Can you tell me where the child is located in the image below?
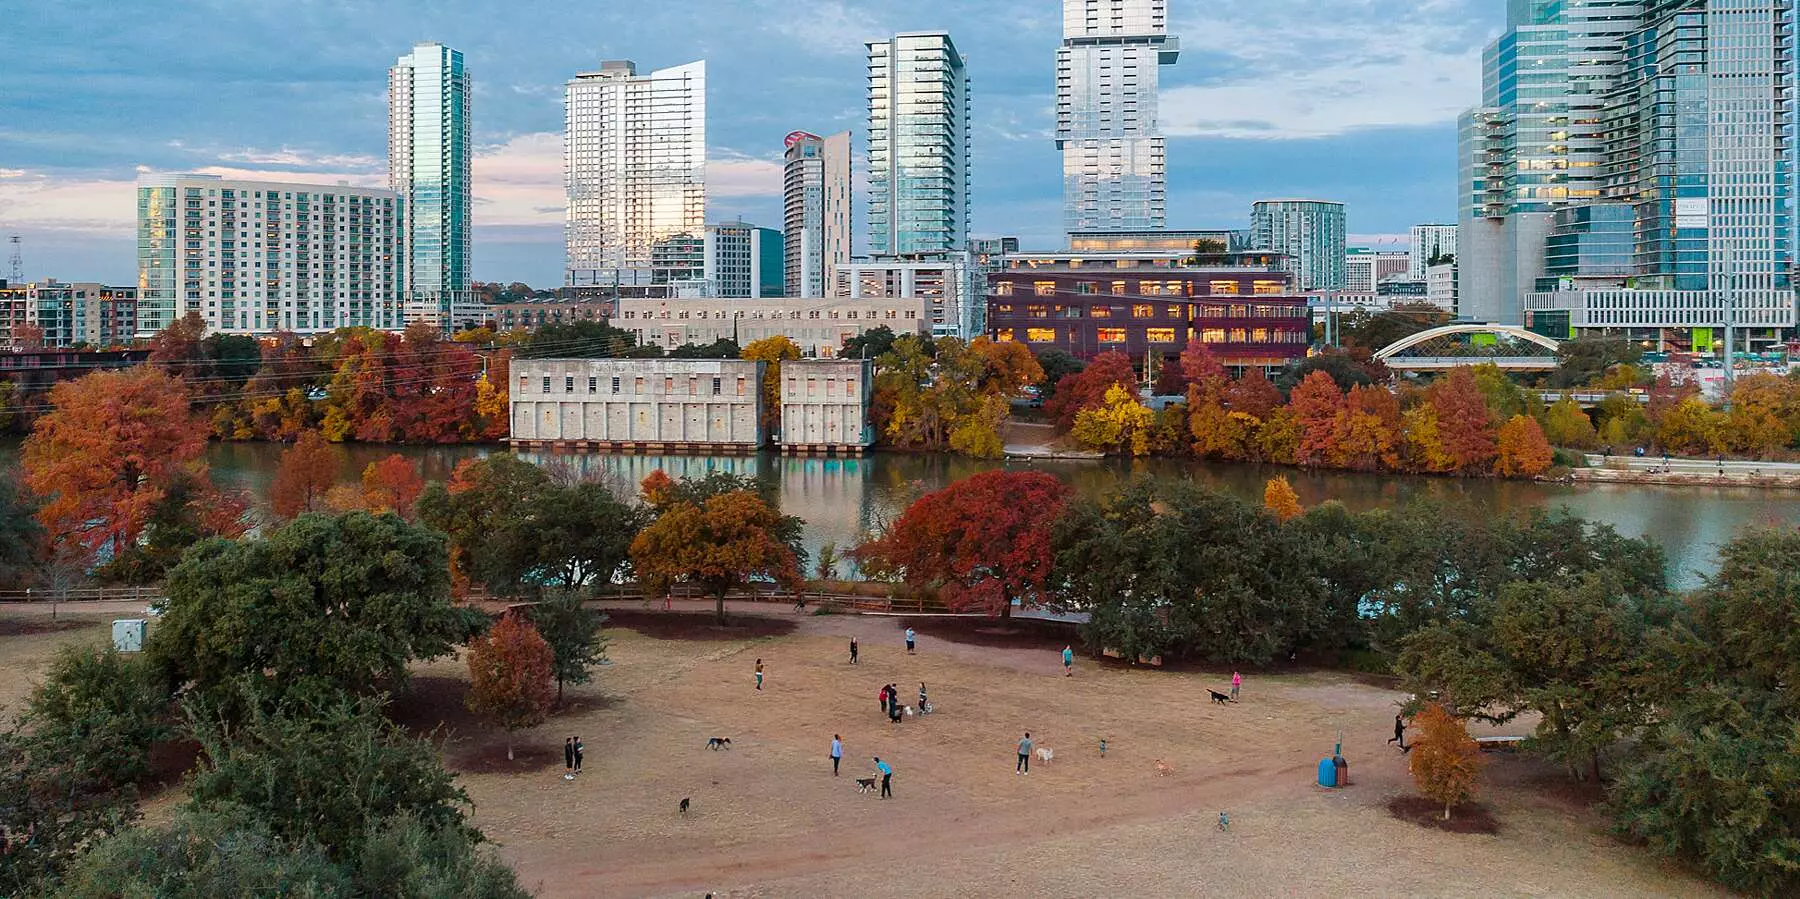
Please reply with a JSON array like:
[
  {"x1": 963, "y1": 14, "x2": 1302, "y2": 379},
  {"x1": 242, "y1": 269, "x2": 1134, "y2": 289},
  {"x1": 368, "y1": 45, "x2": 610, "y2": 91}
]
[{"x1": 755, "y1": 659, "x2": 765, "y2": 691}]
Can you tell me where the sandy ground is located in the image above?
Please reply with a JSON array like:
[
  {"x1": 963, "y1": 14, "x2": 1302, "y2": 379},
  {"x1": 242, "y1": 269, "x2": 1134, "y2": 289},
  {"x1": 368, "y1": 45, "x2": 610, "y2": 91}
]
[{"x1": 0, "y1": 600, "x2": 1727, "y2": 898}]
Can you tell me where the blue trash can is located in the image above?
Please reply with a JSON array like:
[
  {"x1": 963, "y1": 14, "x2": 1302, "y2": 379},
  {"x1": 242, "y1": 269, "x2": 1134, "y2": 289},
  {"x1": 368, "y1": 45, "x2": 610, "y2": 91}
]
[{"x1": 1317, "y1": 757, "x2": 1337, "y2": 788}]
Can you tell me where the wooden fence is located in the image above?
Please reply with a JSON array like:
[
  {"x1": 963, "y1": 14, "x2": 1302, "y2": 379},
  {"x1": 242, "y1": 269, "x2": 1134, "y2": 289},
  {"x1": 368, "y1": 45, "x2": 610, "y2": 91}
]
[{"x1": 0, "y1": 585, "x2": 164, "y2": 604}]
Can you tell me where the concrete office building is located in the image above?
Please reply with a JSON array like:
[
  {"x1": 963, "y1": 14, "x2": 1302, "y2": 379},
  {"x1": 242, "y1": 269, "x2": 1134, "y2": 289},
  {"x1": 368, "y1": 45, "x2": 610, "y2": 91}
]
[
  {"x1": 779, "y1": 358, "x2": 875, "y2": 453},
  {"x1": 1408, "y1": 224, "x2": 1456, "y2": 279},
  {"x1": 1426, "y1": 261, "x2": 1458, "y2": 312},
  {"x1": 704, "y1": 221, "x2": 784, "y2": 298},
  {"x1": 135, "y1": 173, "x2": 401, "y2": 336},
  {"x1": 1344, "y1": 249, "x2": 1409, "y2": 294},
  {"x1": 615, "y1": 296, "x2": 928, "y2": 358},
  {"x1": 782, "y1": 131, "x2": 852, "y2": 298},
  {"x1": 1056, "y1": 0, "x2": 1180, "y2": 234},
  {"x1": 565, "y1": 60, "x2": 706, "y2": 288},
  {"x1": 1250, "y1": 200, "x2": 1346, "y2": 292},
  {"x1": 509, "y1": 358, "x2": 763, "y2": 452},
  {"x1": 867, "y1": 33, "x2": 970, "y2": 258},
  {"x1": 389, "y1": 42, "x2": 476, "y2": 331}
]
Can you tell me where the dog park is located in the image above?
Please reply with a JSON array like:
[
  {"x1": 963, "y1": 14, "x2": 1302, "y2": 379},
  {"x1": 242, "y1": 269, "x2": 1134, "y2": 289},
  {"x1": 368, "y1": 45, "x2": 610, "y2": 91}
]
[{"x1": 0, "y1": 596, "x2": 1727, "y2": 898}]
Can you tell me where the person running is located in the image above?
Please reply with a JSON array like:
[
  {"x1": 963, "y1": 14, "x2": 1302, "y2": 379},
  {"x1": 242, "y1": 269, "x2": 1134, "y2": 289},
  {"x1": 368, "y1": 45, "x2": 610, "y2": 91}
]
[
  {"x1": 755, "y1": 659, "x2": 765, "y2": 691},
  {"x1": 831, "y1": 735, "x2": 843, "y2": 776},
  {"x1": 1017, "y1": 732, "x2": 1033, "y2": 775},
  {"x1": 1062, "y1": 645, "x2": 1074, "y2": 677},
  {"x1": 564, "y1": 736, "x2": 574, "y2": 779},
  {"x1": 849, "y1": 636, "x2": 859, "y2": 665},
  {"x1": 1389, "y1": 714, "x2": 1409, "y2": 752},
  {"x1": 905, "y1": 627, "x2": 916, "y2": 654},
  {"x1": 1231, "y1": 670, "x2": 1242, "y2": 702},
  {"x1": 573, "y1": 736, "x2": 584, "y2": 773},
  {"x1": 874, "y1": 756, "x2": 893, "y2": 798}
]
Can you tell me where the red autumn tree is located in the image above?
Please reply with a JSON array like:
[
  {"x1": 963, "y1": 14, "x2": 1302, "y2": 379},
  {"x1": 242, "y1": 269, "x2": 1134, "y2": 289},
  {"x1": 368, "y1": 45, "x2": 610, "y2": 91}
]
[
  {"x1": 1225, "y1": 368, "x2": 1284, "y2": 420},
  {"x1": 1332, "y1": 384, "x2": 1404, "y2": 471},
  {"x1": 269, "y1": 430, "x2": 343, "y2": 520},
  {"x1": 466, "y1": 612, "x2": 556, "y2": 761},
  {"x1": 1409, "y1": 703, "x2": 1484, "y2": 820},
  {"x1": 1155, "y1": 342, "x2": 1227, "y2": 396},
  {"x1": 1045, "y1": 351, "x2": 1138, "y2": 431},
  {"x1": 22, "y1": 366, "x2": 209, "y2": 562},
  {"x1": 360, "y1": 454, "x2": 425, "y2": 520},
  {"x1": 146, "y1": 310, "x2": 208, "y2": 372},
  {"x1": 1289, "y1": 371, "x2": 1346, "y2": 466},
  {"x1": 639, "y1": 470, "x2": 676, "y2": 508},
  {"x1": 1426, "y1": 368, "x2": 1499, "y2": 474},
  {"x1": 1495, "y1": 414, "x2": 1554, "y2": 478},
  {"x1": 854, "y1": 470, "x2": 1069, "y2": 619},
  {"x1": 630, "y1": 490, "x2": 803, "y2": 624}
]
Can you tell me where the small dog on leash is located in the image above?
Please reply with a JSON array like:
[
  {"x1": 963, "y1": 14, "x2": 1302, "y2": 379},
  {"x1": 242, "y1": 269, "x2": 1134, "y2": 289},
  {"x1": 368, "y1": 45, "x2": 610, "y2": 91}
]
[
  {"x1": 1155, "y1": 759, "x2": 1174, "y2": 777},
  {"x1": 705, "y1": 737, "x2": 732, "y2": 750},
  {"x1": 1035, "y1": 747, "x2": 1055, "y2": 764},
  {"x1": 1218, "y1": 811, "x2": 1231, "y2": 832},
  {"x1": 855, "y1": 776, "x2": 878, "y2": 794},
  {"x1": 1208, "y1": 689, "x2": 1230, "y2": 705}
]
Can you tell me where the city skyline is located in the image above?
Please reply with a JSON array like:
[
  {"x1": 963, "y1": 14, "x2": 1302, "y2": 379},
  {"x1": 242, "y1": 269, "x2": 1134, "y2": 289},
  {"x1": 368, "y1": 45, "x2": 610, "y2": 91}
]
[{"x1": 4, "y1": 1, "x2": 1495, "y2": 286}]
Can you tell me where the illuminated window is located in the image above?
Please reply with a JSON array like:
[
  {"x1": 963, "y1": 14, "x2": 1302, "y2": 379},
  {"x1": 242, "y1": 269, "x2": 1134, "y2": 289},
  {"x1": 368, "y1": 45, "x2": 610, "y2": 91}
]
[
  {"x1": 1026, "y1": 327, "x2": 1057, "y2": 342},
  {"x1": 1166, "y1": 281, "x2": 1183, "y2": 295},
  {"x1": 1111, "y1": 281, "x2": 1128, "y2": 295},
  {"x1": 1076, "y1": 282, "x2": 1097, "y2": 294},
  {"x1": 1230, "y1": 328, "x2": 1248, "y2": 342},
  {"x1": 1090, "y1": 306, "x2": 1113, "y2": 319},
  {"x1": 1230, "y1": 305, "x2": 1248, "y2": 317},
  {"x1": 1028, "y1": 305, "x2": 1050, "y2": 319},
  {"x1": 1253, "y1": 280, "x2": 1284, "y2": 295},
  {"x1": 1210, "y1": 280, "x2": 1239, "y2": 295},
  {"x1": 1034, "y1": 281, "x2": 1056, "y2": 296},
  {"x1": 1252, "y1": 329, "x2": 1269, "y2": 342},
  {"x1": 1167, "y1": 305, "x2": 1184, "y2": 318},
  {"x1": 1138, "y1": 281, "x2": 1163, "y2": 295},
  {"x1": 995, "y1": 303, "x2": 1014, "y2": 314},
  {"x1": 996, "y1": 281, "x2": 1015, "y2": 296},
  {"x1": 996, "y1": 328, "x2": 1017, "y2": 342},
  {"x1": 1146, "y1": 328, "x2": 1177, "y2": 343},
  {"x1": 1132, "y1": 304, "x2": 1155, "y2": 318},
  {"x1": 1096, "y1": 328, "x2": 1127, "y2": 343},
  {"x1": 1200, "y1": 328, "x2": 1226, "y2": 343}
]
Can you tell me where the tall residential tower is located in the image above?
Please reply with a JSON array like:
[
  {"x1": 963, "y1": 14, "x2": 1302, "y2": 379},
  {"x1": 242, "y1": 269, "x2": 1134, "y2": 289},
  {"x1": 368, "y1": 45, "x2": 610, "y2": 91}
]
[
  {"x1": 1056, "y1": 0, "x2": 1180, "y2": 235},
  {"x1": 565, "y1": 60, "x2": 707, "y2": 288},
  {"x1": 1250, "y1": 199, "x2": 1346, "y2": 292},
  {"x1": 866, "y1": 32, "x2": 970, "y2": 258},
  {"x1": 782, "y1": 131, "x2": 852, "y2": 297},
  {"x1": 389, "y1": 42, "x2": 474, "y2": 330}
]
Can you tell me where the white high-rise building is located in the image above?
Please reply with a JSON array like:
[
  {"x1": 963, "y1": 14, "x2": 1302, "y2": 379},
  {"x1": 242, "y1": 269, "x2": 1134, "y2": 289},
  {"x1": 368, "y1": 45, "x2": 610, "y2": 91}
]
[
  {"x1": 565, "y1": 60, "x2": 706, "y2": 288},
  {"x1": 867, "y1": 33, "x2": 969, "y2": 258},
  {"x1": 703, "y1": 221, "x2": 784, "y2": 299},
  {"x1": 782, "y1": 131, "x2": 852, "y2": 298},
  {"x1": 1056, "y1": 0, "x2": 1180, "y2": 235},
  {"x1": 135, "y1": 174, "x2": 401, "y2": 336},
  {"x1": 1408, "y1": 224, "x2": 1456, "y2": 279},
  {"x1": 389, "y1": 42, "x2": 476, "y2": 331},
  {"x1": 1251, "y1": 199, "x2": 1346, "y2": 292}
]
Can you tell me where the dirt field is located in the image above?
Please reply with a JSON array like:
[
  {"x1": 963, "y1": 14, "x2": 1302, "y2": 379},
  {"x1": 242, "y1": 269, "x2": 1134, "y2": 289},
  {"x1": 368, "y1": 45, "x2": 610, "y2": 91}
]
[{"x1": 0, "y1": 600, "x2": 1727, "y2": 898}]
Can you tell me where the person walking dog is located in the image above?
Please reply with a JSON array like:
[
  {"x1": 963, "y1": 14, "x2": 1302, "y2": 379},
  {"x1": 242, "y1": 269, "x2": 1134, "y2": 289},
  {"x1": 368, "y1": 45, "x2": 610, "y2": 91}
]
[
  {"x1": 875, "y1": 756, "x2": 893, "y2": 798},
  {"x1": 1230, "y1": 670, "x2": 1242, "y2": 702},
  {"x1": 1017, "y1": 732, "x2": 1033, "y2": 775}
]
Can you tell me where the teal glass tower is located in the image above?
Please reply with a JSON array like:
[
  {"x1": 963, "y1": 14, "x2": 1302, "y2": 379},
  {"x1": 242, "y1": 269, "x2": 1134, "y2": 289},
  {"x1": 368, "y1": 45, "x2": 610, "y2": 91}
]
[{"x1": 389, "y1": 42, "x2": 473, "y2": 327}]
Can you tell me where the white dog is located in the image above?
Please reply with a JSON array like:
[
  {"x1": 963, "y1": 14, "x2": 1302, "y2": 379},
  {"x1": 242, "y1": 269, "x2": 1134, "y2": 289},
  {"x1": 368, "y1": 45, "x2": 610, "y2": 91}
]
[
  {"x1": 901, "y1": 705, "x2": 915, "y2": 717},
  {"x1": 1035, "y1": 747, "x2": 1055, "y2": 764}
]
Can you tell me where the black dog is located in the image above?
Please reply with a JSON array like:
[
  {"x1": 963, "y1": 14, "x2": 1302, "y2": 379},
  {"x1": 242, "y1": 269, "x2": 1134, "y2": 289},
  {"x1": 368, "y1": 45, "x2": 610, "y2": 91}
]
[
  {"x1": 1209, "y1": 689, "x2": 1230, "y2": 705},
  {"x1": 706, "y1": 737, "x2": 732, "y2": 750},
  {"x1": 855, "y1": 776, "x2": 878, "y2": 794},
  {"x1": 679, "y1": 797, "x2": 690, "y2": 815}
]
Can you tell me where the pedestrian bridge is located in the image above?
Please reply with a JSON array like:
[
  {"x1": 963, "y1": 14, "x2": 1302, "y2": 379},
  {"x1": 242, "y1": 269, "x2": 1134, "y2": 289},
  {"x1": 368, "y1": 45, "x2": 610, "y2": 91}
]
[{"x1": 1374, "y1": 324, "x2": 1561, "y2": 372}]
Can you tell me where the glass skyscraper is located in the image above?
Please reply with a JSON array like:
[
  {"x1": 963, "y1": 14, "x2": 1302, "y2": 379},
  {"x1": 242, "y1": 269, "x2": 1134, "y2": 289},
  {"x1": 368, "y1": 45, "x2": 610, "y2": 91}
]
[
  {"x1": 866, "y1": 33, "x2": 969, "y2": 259},
  {"x1": 782, "y1": 131, "x2": 852, "y2": 297},
  {"x1": 565, "y1": 60, "x2": 707, "y2": 287},
  {"x1": 1055, "y1": 0, "x2": 1180, "y2": 235},
  {"x1": 388, "y1": 42, "x2": 473, "y2": 328},
  {"x1": 1250, "y1": 199, "x2": 1347, "y2": 292}
]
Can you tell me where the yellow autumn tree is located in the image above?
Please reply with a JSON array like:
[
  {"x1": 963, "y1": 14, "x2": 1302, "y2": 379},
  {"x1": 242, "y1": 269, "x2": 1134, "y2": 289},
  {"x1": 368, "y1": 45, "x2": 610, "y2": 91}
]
[
  {"x1": 1263, "y1": 477, "x2": 1303, "y2": 522},
  {"x1": 1409, "y1": 703, "x2": 1484, "y2": 820},
  {"x1": 1071, "y1": 384, "x2": 1154, "y2": 456},
  {"x1": 742, "y1": 335, "x2": 802, "y2": 432}
]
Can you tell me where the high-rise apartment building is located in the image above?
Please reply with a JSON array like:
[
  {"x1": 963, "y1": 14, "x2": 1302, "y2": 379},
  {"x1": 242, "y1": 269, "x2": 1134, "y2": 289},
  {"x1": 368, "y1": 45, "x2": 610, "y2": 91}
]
[
  {"x1": 867, "y1": 33, "x2": 970, "y2": 258},
  {"x1": 1250, "y1": 199, "x2": 1346, "y2": 292},
  {"x1": 136, "y1": 173, "x2": 401, "y2": 336},
  {"x1": 1468, "y1": 0, "x2": 1795, "y2": 348},
  {"x1": 704, "y1": 221, "x2": 784, "y2": 298},
  {"x1": 565, "y1": 60, "x2": 706, "y2": 288},
  {"x1": 389, "y1": 42, "x2": 475, "y2": 330},
  {"x1": 1408, "y1": 224, "x2": 1456, "y2": 279},
  {"x1": 1056, "y1": 0, "x2": 1180, "y2": 235},
  {"x1": 782, "y1": 131, "x2": 852, "y2": 298}
]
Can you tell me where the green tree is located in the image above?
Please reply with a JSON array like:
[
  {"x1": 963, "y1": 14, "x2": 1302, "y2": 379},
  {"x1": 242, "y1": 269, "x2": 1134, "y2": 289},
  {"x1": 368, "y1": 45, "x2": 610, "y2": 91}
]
[
  {"x1": 1551, "y1": 336, "x2": 1643, "y2": 389},
  {"x1": 22, "y1": 644, "x2": 169, "y2": 791},
  {"x1": 0, "y1": 722, "x2": 140, "y2": 896},
  {"x1": 666, "y1": 337, "x2": 741, "y2": 359},
  {"x1": 513, "y1": 320, "x2": 638, "y2": 359},
  {"x1": 1032, "y1": 349, "x2": 1085, "y2": 398},
  {"x1": 1277, "y1": 351, "x2": 1376, "y2": 393},
  {"x1": 0, "y1": 470, "x2": 43, "y2": 589},
  {"x1": 148, "y1": 512, "x2": 469, "y2": 700},
  {"x1": 528, "y1": 593, "x2": 610, "y2": 703},
  {"x1": 1541, "y1": 397, "x2": 1599, "y2": 449},
  {"x1": 839, "y1": 325, "x2": 900, "y2": 361}
]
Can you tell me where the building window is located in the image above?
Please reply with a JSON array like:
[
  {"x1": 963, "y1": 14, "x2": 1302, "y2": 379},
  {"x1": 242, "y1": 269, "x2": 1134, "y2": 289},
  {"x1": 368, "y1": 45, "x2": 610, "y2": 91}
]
[
  {"x1": 1026, "y1": 327, "x2": 1057, "y2": 342},
  {"x1": 1210, "y1": 280, "x2": 1240, "y2": 295},
  {"x1": 807, "y1": 379, "x2": 818, "y2": 397},
  {"x1": 1146, "y1": 328, "x2": 1177, "y2": 343},
  {"x1": 1167, "y1": 305, "x2": 1184, "y2": 319},
  {"x1": 1111, "y1": 281, "x2": 1128, "y2": 295},
  {"x1": 565, "y1": 376, "x2": 575, "y2": 393},
  {"x1": 611, "y1": 376, "x2": 621, "y2": 394},
  {"x1": 588, "y1": 376, "x2": 598, "y2": 394},
  {"x1": 712, "y1": 377, "x2": 722, "y2": 396},
  {"x1": 664, "y1": 377, "x2": 674, "y2": 392},
  {"x1": 1090, "y1": 306, "x2": 1113, "y2": 319},
  {"x1": 1253, "y1": 280, "x2": 1283, "y2": 296},
  {"x1": 996, "y1": 281, "x2": 1015, "y2": 296},
  {"x1": 518, "y1": 375, "x2": 529, "y2": 392},
  {"x1": 1028, "y1": 305, "x2": 1050, "y2": 319},
  {"x1": 737, "y1": 377, "x2": 747, "y2": 396},
  {"x1": 996, "y1": 328, "x2": 1017, "y2": 342},
  {"x1": 1200, "y1": 328, "x2": 1226, "y2": 343},
  {"x1": 1131, "y1": 304, "x2": 1155, "y2": 318},
  {"x1": 1097, "y1": 328, "x2": 1127, "y2": 343},
  {"x1": 542, "y1": 376, "x2": 551, "y2": 393},
  {"x1": 995, "y1": 303, "x2": 1014, "y2": 314},
  {"x1": 635, "y1": 377, "x2": 645, "y2": 393},
  {"x1": 1075, "y1": 282, "x2": 1097, "y2": 294},
  {"x1": 1033, "y1": 281, "x2": 1056, "y2": 297},
  {"x1": 1138, "y1": 281, "x2": 1163, "y2": 296}
]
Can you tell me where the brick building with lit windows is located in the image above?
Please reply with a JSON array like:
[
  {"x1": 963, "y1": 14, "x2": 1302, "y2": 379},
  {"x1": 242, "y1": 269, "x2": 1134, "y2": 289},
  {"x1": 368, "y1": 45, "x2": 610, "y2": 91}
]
[{"x1": 986, "y1": 251, "x2": 1310, "y2": 374}]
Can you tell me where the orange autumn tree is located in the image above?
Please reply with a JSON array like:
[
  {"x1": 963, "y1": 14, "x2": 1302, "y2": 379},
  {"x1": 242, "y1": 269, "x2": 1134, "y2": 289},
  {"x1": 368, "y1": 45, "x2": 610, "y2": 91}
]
[
  {"x1": 1409, "y1": 703, "x2": 1485, "y2": 820},
  {"x1": 269, "y1": 430, "x2": 343, "y2": 520},
  {"x1": 1046, "y1": 350, "x2": 1138, "y2": 432},
  {"x1": 1263, "y1": 477, "x2": 1303, "y2": 523},
  {"x1": 1425, "y1": 368, "x2": 1498, "y2": 475},
  {"x1": 1332, "y1": 384, "x2": 1404, "y2": 471},
  {"x1": 466, "y1": 612, "x2": 556, "y2": 761},
  {"x1": 360, "y1": 454, "x2": 426, "y2": 520},
  {"x1": 1289, "y1": 371, "x2": 1346, "y2": 466},
  {"x1": 1495, "y1": 414, "x2": 1554, "y2": 478},
  {"x1": 22, "y1": 366, "x2": 210, "y2": 562},
  {"x1": 630, "y1": 489, "x2": 803, "y2": 624}
]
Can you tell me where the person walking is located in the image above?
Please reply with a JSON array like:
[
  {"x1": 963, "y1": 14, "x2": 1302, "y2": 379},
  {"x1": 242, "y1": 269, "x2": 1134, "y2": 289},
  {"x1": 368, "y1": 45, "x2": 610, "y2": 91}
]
[
  {"x1": 755, "y1": 658, "x2": 765, "y2": 691},
  {"x1": 1017, "y1": 732, "x2": 1033, "y2": 775},
  {"x1": 879, "y1": 683, "x2": 890, "y2": 716},
  {"x1": 831, "y1": 735, "x2": 843, "y2": 776},
  {"x1": 918, "y1": 682, "x2": 928, "y2": 713},
  {"x1": 874, "y1": 756, "x2": 893, "y2": 798},
  {"x1": 905, "y1": 627, "x2": 916, "y2": 655},
  {"x1": 1230, "y1": 670, "x2": 1242, "y2": 702},
  {"x1": 849, "y1": 637, "x2": 859, "y2": 665},
  {"x1": 563, "y1": 736, "x2": 575, "y2": 779},
  {"x1": 889, "y1": 685, "x2": 902, "y2": 723},
  {"x1": 1062, "y1": 645, "x2": 1074, "y2": 677},
  {"x1": 573, "y1": 736, "x2": 584, "y2": 774},
  {"x1": 1388, "y1": 713, "x2": 1407, "y2": 750}
]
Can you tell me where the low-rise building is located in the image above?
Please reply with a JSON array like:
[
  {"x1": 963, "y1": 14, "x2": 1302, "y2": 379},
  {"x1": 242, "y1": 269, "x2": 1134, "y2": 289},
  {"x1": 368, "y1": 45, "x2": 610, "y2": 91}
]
[
  {"x1": 491, "y1": 296, "x2": 613, "y2": 331},
  {"x1": 508, "y1": 358, "x2": 764, "y2": 453},
  {"x1": 778, "y1": 358, "x2": 874, "y2": 454},
  {"x1": 615, "y1": 296, "x2": 927, "y2": 357},
  {"x1": 832, "y1": 257, "x2": 978, "y2": 339}
]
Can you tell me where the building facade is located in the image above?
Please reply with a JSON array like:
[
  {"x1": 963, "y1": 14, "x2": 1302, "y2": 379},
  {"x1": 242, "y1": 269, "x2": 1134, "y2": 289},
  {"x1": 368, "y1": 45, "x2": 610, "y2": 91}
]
[
  {"x1": 490, "y1": 296, "x2": 611, "y2": 331},
  {"x1": 565, "y1": 60, "x2": 707, "y2": 288},
  {"x1": 509, "y1": 358, "x2": 763, "y2": 451},
  {"x1": 782, "y1": 131, "x2": 852, "y2": 298},
  {"x1": 23, "y1": 282, "x2": 137, "y2": 348},
  {"x1": 135, "y1": 174, "x2": 401, "y2": 336},
  {"x1": 389, "y1": 42, "x2": 473, "y2": 331},
  {"x1": 1344, "y1": 249, "x2": 1409, "y2": 294},
  {"x1": 1250, "y1": 200, "x2": 1346, "y2": 292},
  {"x1": 704, "y1": 221, "x2": 784, "y2": 298},
  {"x1": 867, "y1": 33, "x2": 970, "y2": 258},
  {"x1": 986, "y1": 251, "x2": 1310, "y2": 373},
  {"x1": 1068, "y1": 228, "x2": 1244, "y2": 253},
  {"x1": 1408, "y1": 224, "x2": 1456, "y2": 278},
  {"x1": 615, "y1": 296, "x2": 928, "y2": 358},
  {"x1": 832, "y1": 257, "x2": 978, "y2": 339},
  {"x1": 1056, "y1": 0, "x2": 1180, "y2": 234},
  {"x1": 0, "y1": 281, "x2": 25, "y2": 346},
  {"x1": 1426, "y1": 262, "x2": 1458, "y2": 311},
  {"x1": 779, "y1": 358, "x2": 875, "y2": 453}
]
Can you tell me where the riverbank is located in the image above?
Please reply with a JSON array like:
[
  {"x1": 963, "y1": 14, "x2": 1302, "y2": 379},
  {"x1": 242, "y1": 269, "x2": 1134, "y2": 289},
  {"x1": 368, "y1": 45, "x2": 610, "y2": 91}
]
[{"x1": 1568, "y1": 454, "x2": 1800, "y2": 489}]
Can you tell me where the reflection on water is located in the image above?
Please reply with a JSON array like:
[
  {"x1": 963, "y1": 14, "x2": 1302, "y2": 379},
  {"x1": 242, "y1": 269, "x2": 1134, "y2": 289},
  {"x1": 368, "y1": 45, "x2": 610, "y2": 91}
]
[{"x1": 113, "y1": 443, "x2": 1800, "y2": 589}]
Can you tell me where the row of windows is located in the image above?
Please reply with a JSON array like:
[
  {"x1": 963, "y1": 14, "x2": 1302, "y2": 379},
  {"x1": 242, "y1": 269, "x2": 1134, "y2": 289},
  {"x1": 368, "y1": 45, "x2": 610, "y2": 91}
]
[
  {"x1": 993, "y1": 302, "x2": 1306, "y2": 319},
  {"x1": 621, "y1": 309, "x2": 915, "y2": 321},
  {"x1": 996, "y1": 327, "x2": 1307, "y2": 345},
  {"x1": 525, "y1": 374, "x2": 751, "y2": 398},
  {"x1": 995, "y1": 279, "x2": 1289, "y2": 297}
]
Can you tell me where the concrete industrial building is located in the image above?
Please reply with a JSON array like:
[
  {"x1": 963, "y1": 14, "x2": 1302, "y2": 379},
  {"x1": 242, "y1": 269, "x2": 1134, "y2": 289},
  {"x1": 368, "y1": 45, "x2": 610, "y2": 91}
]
[
  {"x1": 615, "y1": 296, "x2": 928, "y2": 358},
  {"x1": 509, "y1": 358, "x2": 763, "y2": 453},
  {"x1": 779, "y1": 358, "x2": 875, "y2": 454},
  {"x1": 389, "y1": 42, "x2": 477, "y2": 331},
  {"x1": 1056, "y1": 0, "x2": 1180, "y2": 234},
  {"x1": 782, "y1": 131, "x2": 852, "y2": 298},
  {"x1": 135, "y1": 173, "x2": 402, "y2": 336}
]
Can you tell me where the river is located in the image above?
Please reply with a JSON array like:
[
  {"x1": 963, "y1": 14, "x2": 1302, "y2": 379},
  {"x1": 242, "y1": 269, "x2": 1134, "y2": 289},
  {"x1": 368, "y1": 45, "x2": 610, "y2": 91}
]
[{"x1": 185, "y1": 442, "x2": 1800, "y2": 589}]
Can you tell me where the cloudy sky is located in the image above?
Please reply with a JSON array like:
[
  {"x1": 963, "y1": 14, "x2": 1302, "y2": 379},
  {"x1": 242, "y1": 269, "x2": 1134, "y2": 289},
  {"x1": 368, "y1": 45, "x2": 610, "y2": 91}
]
[{"x1": 2, "y1": 0, "x2": 1500, "y2": 287}]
